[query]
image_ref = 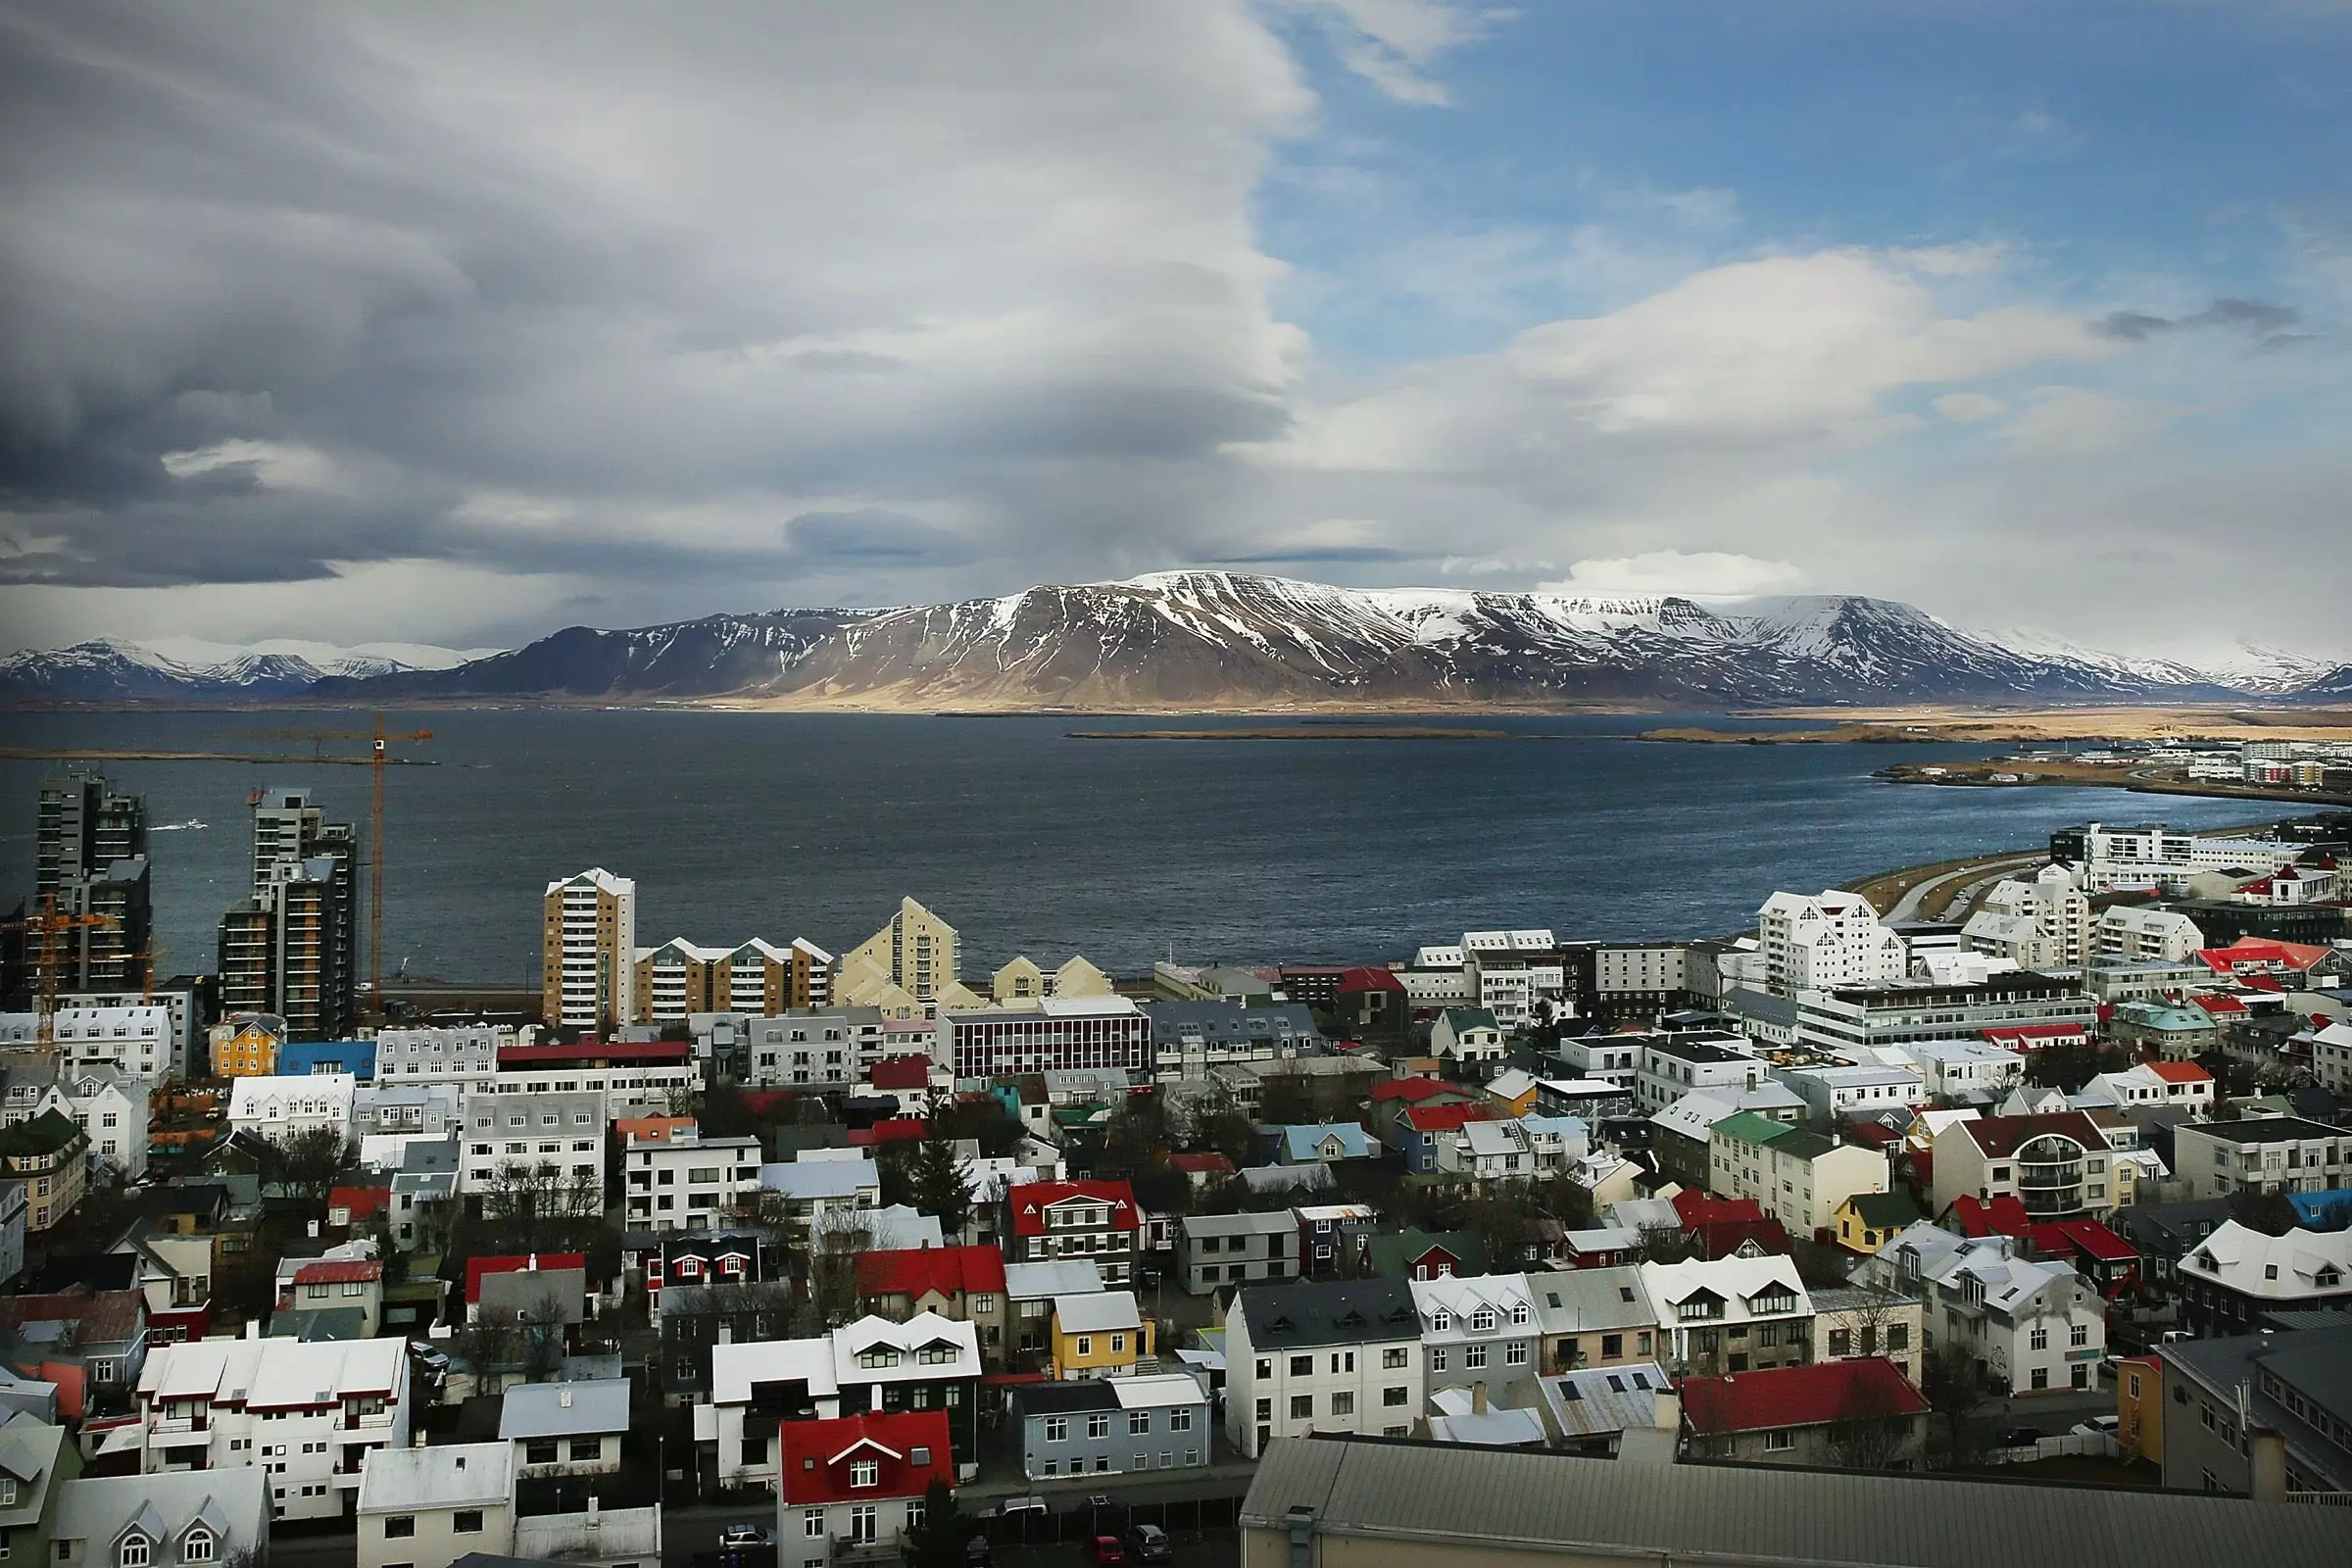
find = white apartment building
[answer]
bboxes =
[1771,1062,1924,1128]
[1435,1115,1588,1182]
[42,1004,177,1081]
[1962,866,2092,969]
[1548,1033,1643,1088]
[623,1125,763,1231]
[1460,931,1566,1028]
[1634,1036,1763,1115]
[1929,1111,2118,1219]
[61,982,204,1077]
[2172,1117,2351,1200]
[0,1054,151,1181]
[1886,1039,2024,1100]
[2074,1061,2214,1115]
[1794,975,2099,1055]
[136,1336,412,1521]
[1756,892,1906,999]
[936,996,1151,1078]
[1708,1114,1890,1235]
[710,1007,892,1089]
[1867,1224,2105,1396]
[461,1090,609,1215]
[1639,1255,1815,1378]
[543,867,636,1032]
[2315,1021,2352,1097]
[2095,906,2207,963]
[758,1154,883,1223]
[708,1313,983,1492]
[356,1443,514,1568]
[227,1072,358,1148]
[1225,1281,1426,1459]
[2058,822,2306,894]
[372,1026,512,1095]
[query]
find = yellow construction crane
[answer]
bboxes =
[2,895,120,1049]
[232,713,432,1019]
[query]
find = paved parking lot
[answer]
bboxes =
[990,1528,1240,1568]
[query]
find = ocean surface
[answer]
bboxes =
[0,709,2272,988]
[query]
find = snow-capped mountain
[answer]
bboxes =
[6,573,2343,709]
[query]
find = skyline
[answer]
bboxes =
[4,2,2350,665]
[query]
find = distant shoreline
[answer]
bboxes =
[1067,726,1514,742]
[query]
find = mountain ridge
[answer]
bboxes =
[6,572,2346,710]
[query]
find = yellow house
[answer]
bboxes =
[1833,1190,1924,1254]
[1050,1291,1152,1381]
[209,1013,286,1078]
[2117,1354,2164,1465]
[1484,1068,1541,1118]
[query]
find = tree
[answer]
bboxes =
[1102,1090,1173,1175]
[908,1119,974,1239]
[267,1125,357,1202]
[1921,1340,1989,1468]
[900,1477,975,1568]
[799,1206,875,1334]
[1256,1074,1315,1129]
[942,1095,1026,1159]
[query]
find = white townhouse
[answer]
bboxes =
[1411,1272,1541,1405]
[1771,1062,1924,1129]
[1756,891,1906,999]
[227,1072,358,1149]
[1225,1280,1426,1459]
[0,1053,151,1181]
[41,1004,178,1081]
[2073,1061,2214,1115]
[2095,905,2207,962]
[501,1379,628,1479]
[708,1312,983,1491]
[1895,1039,2025,1100]
[371,1025,511,1095]
[1547,1034,1644,1088]
[1635,1035,1763,1115]
[136,1336,412,1521]
[1458,932,1566,1028]
[2171,1116,2352,1200]
[1430,1007,1508,1065]
[1865,1223,2105,1396]
[758,1154,883,1224]
[1639,1255,1815,1379]
[1435,1115,1588,1182]
[622,1125,763,1231]
[356,1442,515,1568]
[460,1089,609,1215]
[713,1006,893,1090]
[1708,1113,1890,1236]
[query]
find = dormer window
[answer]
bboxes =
[120,1535,151,1568]
[858,1348,901,1370]
[1510,1302,1531,1327]
[1429,1308,1450,1332]
[180,1529,214,1565]
[1470,1308,1496,1334]
[850,1458,879,1488]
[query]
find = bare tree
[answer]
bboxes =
[268,1125,357,1202]
[796,1206,875,1335]
[1921,1340,1989,1468]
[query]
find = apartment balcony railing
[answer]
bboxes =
[342,1410,395,1431]
[2016,1164,2083,1189]
[150,1415,208,1436]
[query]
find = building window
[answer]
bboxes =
[1383,1387,1407,1406]
[1087,1414,1109,1440]
[527,1441,560,1466]
[179,1531,213,1565]
[1383,1348,1408,1369]
[570,1438,602,1461]
[1289,1355,1311,1377]
[1290,1396,1312,1420]
[382,1519,416,1541]
[454,1512,483,1535]
[804,1510,825,1539]
[1330,1392,1353,1417]
[1044,1418,1067,1443]
[2070,1323,2088,1348]
[850,1460,878,1489]
[2030,1327,2048,1351]
[1763,1430,1793,1452]
[1170,1408,1192,1432]
[1129,1411,1151,1436]
[1505,1343,1528,1366]
[1463,1345,1488,1370]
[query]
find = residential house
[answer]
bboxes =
[1180,1212,1298,1296]
[1528,1362,1681,1460]
[623,1125,762,1232]
[501,1379,628,1479]
[773,1410,955,1568]
[1004,1179,1142,1286]
[1360,1229,1486,1283]
[210,1013,286,1077]
[1271,1123,1375,1167]
[1386,1103,1497,1176]
[2116,1197,2236,1289]
[1003,1259,1103,1358]
[135,1335,410,1519]
[708,1313,982,1491]
[1708,1112,1889,1238]
[2160,1324,2352,1497]
[1224,1280,1426,1458]
[854,1247,1009,1359]
[758,1156,883,1226]
[1833,1191,1924,1256]
[1141,1001,1322,1081]
[225,1072,357,1148]
[1412,1273,1540,1403]
[1014,1372,1212,1481]
[2172,1117,2351,1200]
[1757,890,1907,998]
[1051,1291,1153,1380]
[2073,1061,2215,1116]
[0,1055,149,1183]
[2176,1221,2352,1337]
[1639,1255,1813,1378]
[356,1443,514,1568]
[0,1411,74,1568]
[466,1252,591,1337]
[1809,1286,1925,1384]
[0,1291,146,1421]
[1865,1223,2106,1395]
[1634,1036,1763,1116]
[1930,1112,2121,1221]
[1667,1191,1794,1262]
[0,1113,88,1234]
[1431,1009,1506,1068]
[276,1255,384,1338]
[51,1469,268,1568]
[1894,1039,2024,1102]
[643,1231,767,1322]
[1773,1063,1925,1131]
[1647,1085,1808,1188]
[2115,1352,2165,1465]
[461,1091,607,1218]
[1437,1115,1589,1184]
[1679,1357,1930,1467]
[1294,1204,1376,1280]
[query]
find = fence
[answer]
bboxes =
[1982,1432,2122,1465]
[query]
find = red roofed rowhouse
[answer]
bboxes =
[327,1184,391,1228]
[779,1409,956,1548]
[1980,1022,2089,1053]
[2028,1218,2140,1296]
[465,1251,589,1331]
[1680,1357,1931,1467]
[1004,1180,1141,1284]
[857,1247,1009,1356]
[869,1055,934,1092]
[1333,965,1412,1047]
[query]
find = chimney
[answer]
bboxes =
[587,1496,601,1528]
[2249,1428,2287,1504]
[527,1252,540,1272]
[1472,1384,1488,1415]
[716,1324,732,1346]
[560,1389,573,1407]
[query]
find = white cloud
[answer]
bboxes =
[1999,387,2176,455]
[1933,391,2009,422]
[1538,551,1806,599]
[1293,0,1501,105]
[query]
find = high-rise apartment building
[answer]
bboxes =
[843,896,957,1004]
[542,868,636,1032]
[217,789,358,1041]
[29,769,151,995]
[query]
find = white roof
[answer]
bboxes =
[712,1337,836,1406]
[1638,1255,1811,1324]
[1411,1272,1535,1341]
[2183,1221,2352,1300]
[139,1337,402,1408]
[1486,1068,1540,1100]
[1005,1259,1104,1298]
[830,1312,980,1381]
[226,1073,356,1118]
[760,1158,879,1200]
[1054,1291,1142,1333]
[546,867,632,898]
[499,1379,631,1439]
[357,1443,512,1512]
[1110,1372,1208,1409]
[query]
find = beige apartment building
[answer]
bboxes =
[841,896,959,1010]
[542,868,636,1032]
[631,936,836,1022]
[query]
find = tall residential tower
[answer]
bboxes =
[29,768,151,995]
[543,868,636,1033]
[218,789,359,1040]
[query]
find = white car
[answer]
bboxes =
[2071,1415,2121,1437]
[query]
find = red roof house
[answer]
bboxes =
[1943,1194,2031,1238]
[1400,1103,1498,1134]
[849,1118,928,1148]
[1005,1180,1141,1272]
[857,1246,1007,1315]
[2190,993,2248,1017]
[1680,1358,1931,1459]
[466,1251,588,1305]
[1980,1022,2090,1051]
[1370,1077,1466,1104]
[778,1409,956,1516]
[2197,938,2334,978]
[869,1055,935,1092]
[326,1184,391,1227]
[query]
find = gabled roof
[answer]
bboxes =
[291,1259,382,1287]
[1402,1102,1498,1134]
[868,1055,933,1091]
[1370,1077,1459,1104]
[856,1245,1006,1301]
[1841,1191,1924,1230]
[779,1411,955,1506]
[2147,1061,2213,1085]
[1054,1291,1142,1334]
[1007,1179,1139,1238]
[1680,1357,1929,1437]
[466,1253,586,1306]
[498,1379,630,1439]
[1237,1280,1420,1348]
[1944,1194,2031,1238]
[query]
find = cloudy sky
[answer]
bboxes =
[3,0,2348,666]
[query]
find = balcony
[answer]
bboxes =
[342,1410,395,1432]
[151,1416,209,1437]
[2016,1163,2082,1190]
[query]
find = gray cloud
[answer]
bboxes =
[2091,296,2304,344]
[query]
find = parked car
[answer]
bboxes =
[990,1496,1050,1521]
[407,1341,451,1374]
[2072,1416,2122,1437]
[1127,1525,1173,1564]
[718,1526,775,1549]
[1084,1538,1127,1567]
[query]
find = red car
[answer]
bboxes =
[1084,1537,1127,1566]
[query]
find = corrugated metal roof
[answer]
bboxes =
[498,1379,630,1440]
[1241,1437,2352,1568]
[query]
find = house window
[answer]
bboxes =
[1330,1392,1353,1416]
[1087,1414,1110,1440]
[1288,1355,1311,1376]
[1763,1430,1793,1452]
[1383,1348,1407,1369]
[1828,1329,1852,1358]
[1290,1396,1312,1419]
[2070,1323,2088,1348]
[382,1519,416,1541]
[454,1513,483,1535]
[1170,1408,1192,1432]
[1463,1345,1487,1370]
[804,1510,825,1539]
[527,1441,560,1466]
[1505,1343,1528,1366]
[1129,1411,1151,1436]
[1383,1387,1407,1406]
[850,1460,878,1488]
[2030,1327,2048,1351]
[179,1531,213,1565]
[1045,1418,1068,1443]
[570,1438,602,1461]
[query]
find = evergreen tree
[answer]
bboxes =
[901,1478,974,1568]
[910,1117,975,1239]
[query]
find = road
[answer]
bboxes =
[1882,851,2045,922]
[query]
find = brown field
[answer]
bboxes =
[1748,703,2352,744]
